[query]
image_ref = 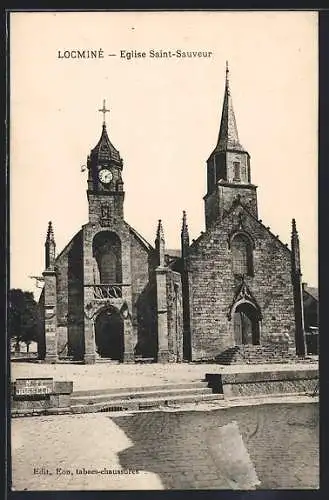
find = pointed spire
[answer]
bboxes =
[292,218,297,234]
[213,62,245,153]
[155,219,165,266]
[156,219,165,241]
[291,218,301,273]
[46,221,55,243]
[182,209,189,230]
[45,221,56,270]
[181,210,190,246]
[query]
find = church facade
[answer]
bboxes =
[39,66,306,364]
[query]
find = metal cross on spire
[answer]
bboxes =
[98,99,110,126]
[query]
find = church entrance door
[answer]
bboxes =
[233,302,260,345]
[95,308,124,361]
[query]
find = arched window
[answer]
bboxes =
[231,233,253,276]
[98,250,119,283]
[92,231,122,283]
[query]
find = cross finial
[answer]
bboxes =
[98,99,110,126]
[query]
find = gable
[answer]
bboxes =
[55,230,83,265]
[128,225,153,253]
[189,202,291,258]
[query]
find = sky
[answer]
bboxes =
[10,11,318,298]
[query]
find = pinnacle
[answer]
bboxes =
[46,221,55,243]
[291,218,298,236]
[181,210,189,235]
[156,219,165,241]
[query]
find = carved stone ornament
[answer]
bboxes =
[227,276,262,320]
[45,306,56,320]
[232,210,246,230]
[84,298,130,320]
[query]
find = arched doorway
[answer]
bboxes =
[233,302,260,345]
[95,307,124,361]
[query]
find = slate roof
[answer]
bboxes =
[165,249,181,258]
[211,64,247,155]
[128,225,154,252]
[304,286,318,302]
[90,124,121,164]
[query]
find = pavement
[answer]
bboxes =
[11,398,319,491]
[10,360,319,491]
[10,359,318,392]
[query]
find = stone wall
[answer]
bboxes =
[188,206,296,361]
[82,220,134,363]
[11,381,73,417]
[206,368,318,398]
[205,183,258,229]
[215,344,291,365]
[37,289,45,359]
[43,269,58,362]
[130,230,157,357]
[166,270,183,362]
[55,231,84,359]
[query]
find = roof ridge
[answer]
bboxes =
[128,224,154,251]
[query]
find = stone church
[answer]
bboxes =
[39,65,306,364]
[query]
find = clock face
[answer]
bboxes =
[98,168,113,184]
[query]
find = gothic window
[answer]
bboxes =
[92,231,122,284]
[233,161,241,181]
[231,233,253,276]
[98,251,118,283]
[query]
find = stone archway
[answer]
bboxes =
[94,307,124,361]
[233,301,260,345]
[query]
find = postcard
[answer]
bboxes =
[9,10,318,491]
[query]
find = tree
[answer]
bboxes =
[8,289,40,352]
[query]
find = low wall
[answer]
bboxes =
[11,352,39,361]
[205,369,318,398]
[11,379,73,417]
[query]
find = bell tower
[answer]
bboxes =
[82,100,135,365]
[87,100,125,226]
[204,63,258,229]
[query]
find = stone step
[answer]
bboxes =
[70,392,224,414]
[71,386,213,405]
[72,381,209,397]
[95,358,121,364]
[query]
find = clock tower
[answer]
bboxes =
[82,100,135,364]
[87,100,125,225]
